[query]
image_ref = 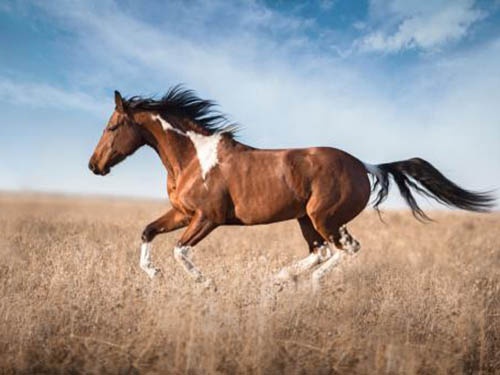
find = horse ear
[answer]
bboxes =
[114,90,125,113]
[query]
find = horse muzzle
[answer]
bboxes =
[88,159,109,176]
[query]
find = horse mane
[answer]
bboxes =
[123,85,237,137]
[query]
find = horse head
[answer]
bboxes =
[88,91,145,175]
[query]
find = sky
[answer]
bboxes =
[1,0,499,209]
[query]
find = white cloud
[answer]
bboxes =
[30,0,380,147]
[0,77,103,114]
[358,0,485,53]
[319,0,336,11]
[353,21,366,31]
[1,0,498,205]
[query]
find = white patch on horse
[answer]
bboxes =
[312,250,344,293]
[152,113,221,180]
[363,162,385,188]
[275,252,322,282]
[151,114,185,136]
[173,245,210,283]
[363,162,381,176]
[140,242,159,279]
[187,131,221,180]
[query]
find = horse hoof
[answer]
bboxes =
[147,268,161,279]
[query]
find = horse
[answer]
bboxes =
[88,86,495,289]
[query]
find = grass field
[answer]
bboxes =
[1,193,499,374]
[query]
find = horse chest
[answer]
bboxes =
[170,178,226,217]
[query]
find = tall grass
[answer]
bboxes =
[1,193,499,374]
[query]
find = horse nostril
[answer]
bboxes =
[89,161,98,174]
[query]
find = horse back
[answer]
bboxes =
[220,146,369,225]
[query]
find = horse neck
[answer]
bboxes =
[134,112,197,179]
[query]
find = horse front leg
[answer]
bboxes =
[173,211,217,285]
[140,208,189,278]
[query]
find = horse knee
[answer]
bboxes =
[141,225,158,242]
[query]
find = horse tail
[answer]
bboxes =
[363,158,495,221]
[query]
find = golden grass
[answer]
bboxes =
[1,193,499,374]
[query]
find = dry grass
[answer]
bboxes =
[1,192,499,374]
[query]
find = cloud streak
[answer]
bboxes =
[0,0,498,204]
[358,0,485,53]
[0,77,103,114]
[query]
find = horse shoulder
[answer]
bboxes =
[172,163,230,222]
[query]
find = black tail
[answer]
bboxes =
[368,158,496,221]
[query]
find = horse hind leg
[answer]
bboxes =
[311,250,345,293]
[338,225,360,255]
[309,217,361,292]
[275,216,334,282]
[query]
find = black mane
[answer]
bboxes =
[123,85,237,137]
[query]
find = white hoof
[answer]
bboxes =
[140,242,160,279]
[143,266,161,279]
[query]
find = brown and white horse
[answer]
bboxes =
[89,86,494,288]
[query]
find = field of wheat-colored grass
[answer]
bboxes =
[0,192,499,374]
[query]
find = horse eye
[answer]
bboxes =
[108,123,121,131]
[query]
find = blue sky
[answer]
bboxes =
[1,0,499,208]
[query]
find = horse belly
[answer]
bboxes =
[232,184,306,225]
[225,148,312,225]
